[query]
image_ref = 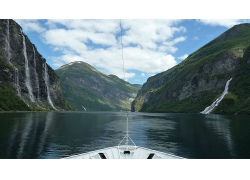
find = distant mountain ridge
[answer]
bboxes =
[55,61,140,111]
[132,23,250,114]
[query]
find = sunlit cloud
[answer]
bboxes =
[197,19,250,28]
[178,54,189,60]
[15,19,46,33]
[193,36,199,40]
[20,19,183,80]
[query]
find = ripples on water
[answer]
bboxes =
[0,111,250,159]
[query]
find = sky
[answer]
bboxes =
[12,19,250,84]
[0,0,250,84]
[14,19,250,85]
[1,0,249,85]
[1,0,250,178]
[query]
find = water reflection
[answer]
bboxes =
[7,121,19,157]
[37,112,53,157]
[0,112,250,159]
[17,114,33,158]
[2,112,55,158]
[204,114,235,158]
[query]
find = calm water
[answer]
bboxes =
[0,111,249,159]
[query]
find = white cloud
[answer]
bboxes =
[141,73,145,77]
[197,19,250,28]
[178,54,189,60]
[18,19,187,80]
[121,20,186,50]
[15,19,46,33]
[46,19,119,34]
[193,36,199,40]
[161,36,186,53]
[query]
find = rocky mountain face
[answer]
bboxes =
[0,19,68,111]
[55,61,140,111]
[132,23,250,114]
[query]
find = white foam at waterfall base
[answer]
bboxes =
[200,78,233,114]
[21,29,35,103]
[44,63,57,111]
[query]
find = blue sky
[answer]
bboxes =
[15,19,250,85]
[2,1,249,85]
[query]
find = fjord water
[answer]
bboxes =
[0,112,249,159]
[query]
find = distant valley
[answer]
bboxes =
[1,19,250,114]
[55,61,140,111]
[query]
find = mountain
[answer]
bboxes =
[55,61,140,111]
[0,19,69,111]
[132,23,250,114]
[132,84,142,88]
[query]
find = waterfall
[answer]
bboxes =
[21,29,35,103]
[6,19,11,64]
[14,68,21,97]
[200,78,233,114]
[32,46,40,102]
[6,20,21,97]
[44,63,57,110]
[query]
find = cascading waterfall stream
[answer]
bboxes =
[32,45,40,102]
[44,63,57,111]
[200,78,233,114]
[6,19,11,64]
[21,29,35,103]
[6,19,21,97]
[13,68,21,97]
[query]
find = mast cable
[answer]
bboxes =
[120,20,130,149]
[120,20,126,81]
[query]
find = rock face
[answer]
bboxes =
[55,61,140,111]
[0,19,68,111]
[132,23,250,114]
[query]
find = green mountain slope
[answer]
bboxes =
[132,23,250,114]
[55,61,140,111]
[0,56,30,111]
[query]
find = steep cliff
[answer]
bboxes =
[132,23,250,114]
[55,61,140,111]
[0,19,68,111]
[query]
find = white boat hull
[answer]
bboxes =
[63,145,183,159]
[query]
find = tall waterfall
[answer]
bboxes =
[200,78,233,114]
[21,29,35,103]
[32,46,40,101]
[14,68,21,97]
[44,63,57,110]
[6,19,11,64]
[6,20,21,97]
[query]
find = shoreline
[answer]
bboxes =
[0,110,57,113]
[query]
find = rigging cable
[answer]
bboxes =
[120,19,128,147]
[120,19,126,82]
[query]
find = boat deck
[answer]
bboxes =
[63,145,183,159]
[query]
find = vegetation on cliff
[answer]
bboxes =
[56,61,140,111]
[0,19,69,111]
[132,23,250,114]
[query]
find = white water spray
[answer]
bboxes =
[32,45,40,102]
[14,68,21,97]
[6,19,11,64]
[44,63,57,110]
[6,20,21,97]
[200,78,233,114]
[21,29,35,103]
